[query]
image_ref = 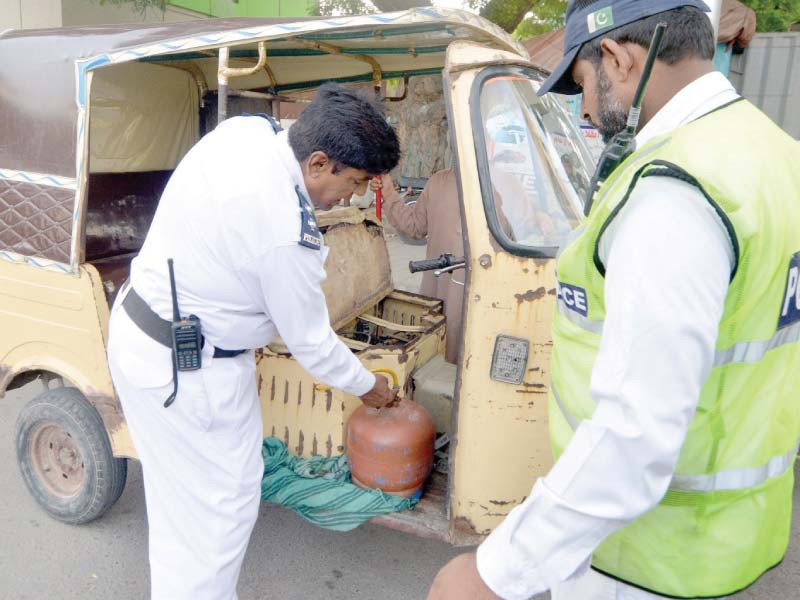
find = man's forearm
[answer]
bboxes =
[383,189,428,238]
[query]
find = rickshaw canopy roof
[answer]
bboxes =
[0,8,525,177]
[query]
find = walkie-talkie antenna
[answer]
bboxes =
[582,22,667,216]
[167,258,180,322]
[626,22,667,136]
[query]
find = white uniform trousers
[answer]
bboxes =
[551,566,733,600]
[108,305,264,600]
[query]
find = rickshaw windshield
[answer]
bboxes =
[474,68,593,255]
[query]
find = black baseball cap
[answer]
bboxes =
[537,0,711,96]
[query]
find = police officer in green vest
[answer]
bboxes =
[428,1,800,599]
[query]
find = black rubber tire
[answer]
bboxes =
[15,387,128,524]
[108,456,129,508]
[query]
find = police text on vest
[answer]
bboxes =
[778,251,800,329]
[557,281,588,317]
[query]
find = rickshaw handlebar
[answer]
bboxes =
[409,253,464,274]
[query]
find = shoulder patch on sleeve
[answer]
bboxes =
[244,112,283,134]
[295,186,322,250]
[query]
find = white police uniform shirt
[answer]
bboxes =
[127,115,375,397]
[477,72,739,600]
[106,116,376,599]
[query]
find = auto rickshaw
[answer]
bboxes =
[0,7,594,544]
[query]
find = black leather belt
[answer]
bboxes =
[122,285,247,359]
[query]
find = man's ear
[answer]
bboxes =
[599,38,635,84]
[307,151,331,175]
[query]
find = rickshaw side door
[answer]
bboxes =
[443,41,591,540]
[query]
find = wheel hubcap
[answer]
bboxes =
[31,423,85,498]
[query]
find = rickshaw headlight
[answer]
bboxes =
[490,335,529,385]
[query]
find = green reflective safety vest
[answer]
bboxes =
[550,99,800,598]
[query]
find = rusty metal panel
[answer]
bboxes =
[444,43,555,539]
[0,179,74,263]
[0,259,136,458]
[257,291,445,459]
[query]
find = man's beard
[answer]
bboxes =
[595,64,628,143]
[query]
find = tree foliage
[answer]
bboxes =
[483,0,800,39]
[100,0,430,17]
[465,0,530,33]
[312,0,375,16]
[466,0,566,36]
[513,0,566,39]
[108,0,800,37]
[371,0,430,10]
[739,0,800,32]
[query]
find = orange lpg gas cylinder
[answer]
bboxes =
[346,397,435,498]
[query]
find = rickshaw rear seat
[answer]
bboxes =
[85,170,171,260]
[84,170,172,306]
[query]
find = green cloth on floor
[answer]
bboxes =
[261,436,418,531]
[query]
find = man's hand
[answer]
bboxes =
[369,174,396,197]
[359,374,397,408]
[427,553,502,600]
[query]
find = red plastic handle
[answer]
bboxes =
[375,176,382,221]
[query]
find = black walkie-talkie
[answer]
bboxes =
[583,23,667,216]
[164,258,202,408]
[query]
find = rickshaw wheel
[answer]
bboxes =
[15,387,127,524]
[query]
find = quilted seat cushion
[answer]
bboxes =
[0,180,74,264]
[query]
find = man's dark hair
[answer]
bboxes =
[574,2,715,66]
[288,82,400,175]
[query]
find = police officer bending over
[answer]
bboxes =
[107,83,400,600]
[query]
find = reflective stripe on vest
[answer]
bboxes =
[551,382,581,430]
[556,312,800,365]
[670,441,800,492]
[551,382,800,493]
[714,320,800,366]
[556,297,603,334]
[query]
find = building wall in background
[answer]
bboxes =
[61,0,206,26]
[168,0,312,17]
[730,33,800,139]
[1,0,208,30]
[1,0,62,30]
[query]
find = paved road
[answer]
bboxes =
[1,380,465,600]
[3,378,798,600]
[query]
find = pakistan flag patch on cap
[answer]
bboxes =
[587,6,614,33]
